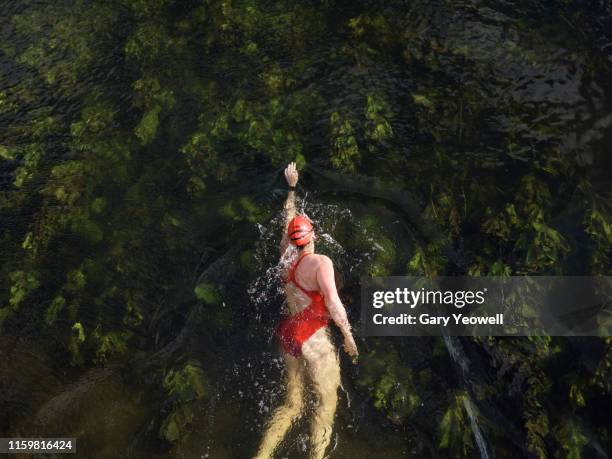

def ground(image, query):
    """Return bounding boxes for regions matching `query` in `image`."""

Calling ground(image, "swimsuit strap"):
[287,252,319,298]
[287,252,310,285]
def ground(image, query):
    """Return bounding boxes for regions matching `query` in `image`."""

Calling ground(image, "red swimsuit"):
[276,253,329,357]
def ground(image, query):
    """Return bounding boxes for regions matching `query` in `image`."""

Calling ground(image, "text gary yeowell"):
[371,287,504,327]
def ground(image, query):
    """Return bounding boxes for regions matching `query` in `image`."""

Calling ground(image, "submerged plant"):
[0,0,610,456]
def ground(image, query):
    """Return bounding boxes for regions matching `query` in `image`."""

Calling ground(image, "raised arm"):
[317,256,359,361]
[280,162,298,255]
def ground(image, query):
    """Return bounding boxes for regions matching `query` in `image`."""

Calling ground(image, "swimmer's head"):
[287,215,314,247]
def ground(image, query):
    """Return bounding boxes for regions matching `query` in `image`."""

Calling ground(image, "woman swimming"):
[254,162,359,459]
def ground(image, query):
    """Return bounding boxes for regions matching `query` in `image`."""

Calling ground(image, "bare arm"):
[317,256,358,361]
[280,162,298,255]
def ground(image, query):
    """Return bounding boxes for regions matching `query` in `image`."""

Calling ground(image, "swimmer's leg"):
[254,350,305,459]
[302,328,341,459]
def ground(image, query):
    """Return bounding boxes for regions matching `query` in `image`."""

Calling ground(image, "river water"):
[1,1,611,458]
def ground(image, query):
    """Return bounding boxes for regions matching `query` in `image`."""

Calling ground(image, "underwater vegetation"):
[0,0,611,457]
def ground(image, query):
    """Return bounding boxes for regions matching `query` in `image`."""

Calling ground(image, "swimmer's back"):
[291,253,333,295]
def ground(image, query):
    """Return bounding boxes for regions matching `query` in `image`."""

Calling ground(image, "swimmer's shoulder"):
[311,253,333,269]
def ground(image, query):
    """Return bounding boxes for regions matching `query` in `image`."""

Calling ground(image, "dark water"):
[1,1,611,458]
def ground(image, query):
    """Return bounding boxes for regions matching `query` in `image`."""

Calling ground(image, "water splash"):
[247,198,374,316]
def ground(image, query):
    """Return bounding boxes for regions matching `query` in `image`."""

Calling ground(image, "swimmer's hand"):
[284,161,298,187]
[343,335,359,363]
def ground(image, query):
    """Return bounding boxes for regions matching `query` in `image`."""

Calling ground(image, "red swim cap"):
[287,215,314,246]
